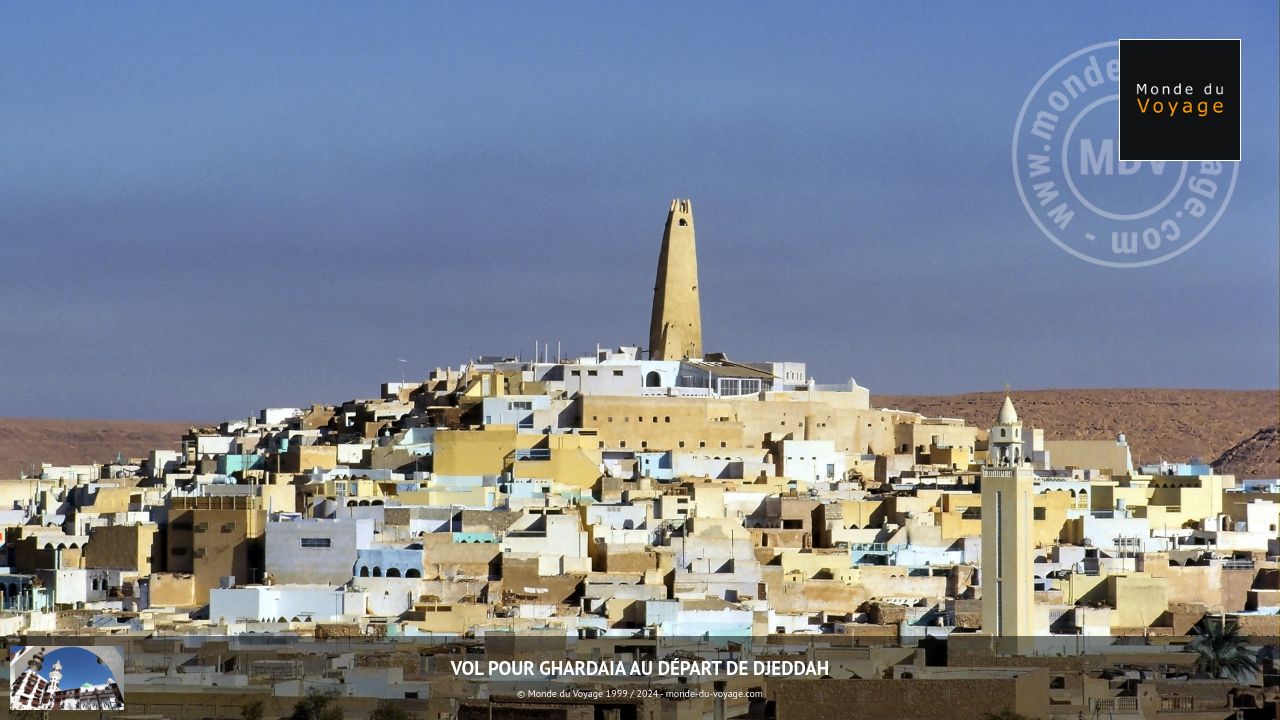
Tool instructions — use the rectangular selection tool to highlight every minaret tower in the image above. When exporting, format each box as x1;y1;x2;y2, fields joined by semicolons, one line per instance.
648;199;703;361
989;395;1024;466
47;659;63;695
980;394;1037;651
11;648;48;710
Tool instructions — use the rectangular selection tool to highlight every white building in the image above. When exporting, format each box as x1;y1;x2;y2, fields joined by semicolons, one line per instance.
209;584;365;623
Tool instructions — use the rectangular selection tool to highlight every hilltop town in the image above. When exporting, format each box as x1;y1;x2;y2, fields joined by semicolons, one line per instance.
3;201;1277;719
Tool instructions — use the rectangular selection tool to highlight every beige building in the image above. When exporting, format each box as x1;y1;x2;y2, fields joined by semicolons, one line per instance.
85;523;160;572
166;496;266;604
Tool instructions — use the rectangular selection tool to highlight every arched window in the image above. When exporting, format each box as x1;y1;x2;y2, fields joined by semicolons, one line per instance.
405;569;421;578
386;568;401;578
645;371;661;387
359;566;370;577
372;567;383;577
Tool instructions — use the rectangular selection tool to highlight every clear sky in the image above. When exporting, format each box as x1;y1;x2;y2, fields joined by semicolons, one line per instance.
2;2;1276;420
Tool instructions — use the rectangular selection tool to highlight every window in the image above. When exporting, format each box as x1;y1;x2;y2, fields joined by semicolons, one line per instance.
300;537;332;548
612;370;624;376
587;370;598;377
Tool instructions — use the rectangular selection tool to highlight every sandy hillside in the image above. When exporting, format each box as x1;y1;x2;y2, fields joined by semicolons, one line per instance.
1211;425;1279;480
0;418;192;479
872;389;1278;478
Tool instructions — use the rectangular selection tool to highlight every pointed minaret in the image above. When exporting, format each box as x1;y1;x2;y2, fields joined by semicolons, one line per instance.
980;393;1037;652
47;659;63;695
649;199;703;360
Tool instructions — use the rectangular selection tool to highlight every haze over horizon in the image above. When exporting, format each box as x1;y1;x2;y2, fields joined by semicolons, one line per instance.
3;2;1277;421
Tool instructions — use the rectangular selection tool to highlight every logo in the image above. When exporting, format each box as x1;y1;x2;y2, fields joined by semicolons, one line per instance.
1012;42;1237;268
1119;39;1240;161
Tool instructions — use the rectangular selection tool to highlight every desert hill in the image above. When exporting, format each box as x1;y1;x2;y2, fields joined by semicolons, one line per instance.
0;418;193;479
873;388;1278;478
1211;425;1279;480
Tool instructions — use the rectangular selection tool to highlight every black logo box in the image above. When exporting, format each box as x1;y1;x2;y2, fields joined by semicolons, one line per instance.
1119;39;1240;161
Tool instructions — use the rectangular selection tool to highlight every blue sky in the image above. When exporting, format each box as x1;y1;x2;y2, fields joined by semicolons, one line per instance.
1;2;1276;420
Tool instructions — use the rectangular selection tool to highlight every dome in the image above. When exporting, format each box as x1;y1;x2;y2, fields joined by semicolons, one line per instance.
996;395;1019;424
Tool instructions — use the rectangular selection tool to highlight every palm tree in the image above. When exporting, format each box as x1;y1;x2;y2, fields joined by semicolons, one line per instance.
982;711;1035;720
289;689;343;720
368;699;412;720
242;699;265;720
1188;617;1260;683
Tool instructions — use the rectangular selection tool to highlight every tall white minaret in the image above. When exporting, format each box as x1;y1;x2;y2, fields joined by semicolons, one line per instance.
989;395;1024;466
980;395;1037;652
48;659;63;695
